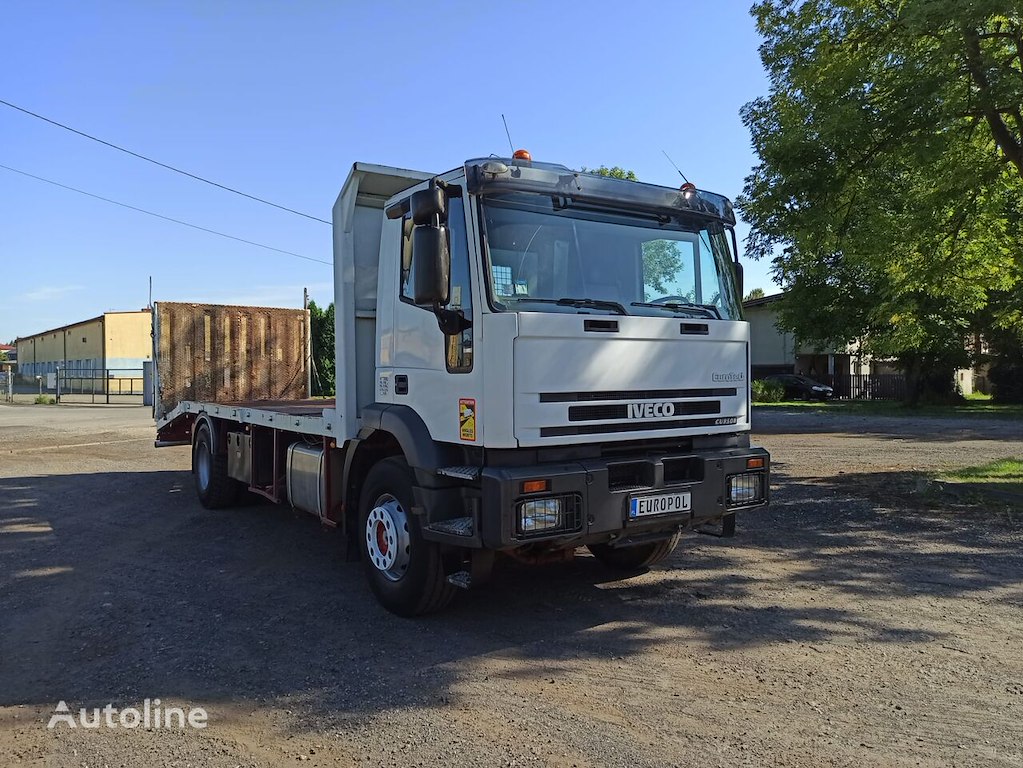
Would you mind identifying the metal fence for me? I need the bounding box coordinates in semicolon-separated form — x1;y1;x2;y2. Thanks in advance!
822;374;907;401
57;368;145;403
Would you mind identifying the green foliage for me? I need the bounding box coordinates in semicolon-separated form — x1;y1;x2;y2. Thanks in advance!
34;395;55;405
752;378;785;402
744;287;766;302
641;239;684;297
585;165;684;297
581;165;638;181
308;300;335;397
738;1;1023;404
0;349;8;362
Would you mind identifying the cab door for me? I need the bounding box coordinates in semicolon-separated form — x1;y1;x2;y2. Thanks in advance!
391;185;484;446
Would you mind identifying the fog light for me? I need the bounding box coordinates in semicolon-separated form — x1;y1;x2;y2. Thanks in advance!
518;498;563;534
727;472;763;507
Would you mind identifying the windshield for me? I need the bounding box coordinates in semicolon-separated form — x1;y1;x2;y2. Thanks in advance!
480;193;741;319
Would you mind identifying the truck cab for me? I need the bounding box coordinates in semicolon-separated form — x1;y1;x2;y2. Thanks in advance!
334;156;768;613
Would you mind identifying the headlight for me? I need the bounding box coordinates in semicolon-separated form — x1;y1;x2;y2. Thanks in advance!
518;498;563;533
727;472;764;508
516;494;583;537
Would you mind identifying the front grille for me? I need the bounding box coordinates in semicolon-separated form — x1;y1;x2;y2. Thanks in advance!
541;416;738;437
568;400;720;422
608;461;655;490
664;457;702;484
540;387;737;403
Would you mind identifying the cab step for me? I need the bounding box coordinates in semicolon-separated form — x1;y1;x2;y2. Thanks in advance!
446;571;473;589
437;465;481;480
425;516;475;537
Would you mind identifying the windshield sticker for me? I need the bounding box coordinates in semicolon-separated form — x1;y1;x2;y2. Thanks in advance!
491;266;513;296
459;399;477;441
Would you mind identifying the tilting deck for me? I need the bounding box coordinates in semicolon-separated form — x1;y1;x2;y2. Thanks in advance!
157;398;337;438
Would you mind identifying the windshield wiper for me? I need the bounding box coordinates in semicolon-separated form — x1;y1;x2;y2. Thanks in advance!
630;301;720;319
515;297;627;315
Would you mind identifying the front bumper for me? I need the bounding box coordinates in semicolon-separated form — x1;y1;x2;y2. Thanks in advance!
479;447;770;549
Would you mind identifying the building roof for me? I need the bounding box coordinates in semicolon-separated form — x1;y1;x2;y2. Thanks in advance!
743;292;785;309
14;309;150;344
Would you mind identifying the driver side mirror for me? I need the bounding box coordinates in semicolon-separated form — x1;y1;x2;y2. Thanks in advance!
412;224;450;306
411;186;447;225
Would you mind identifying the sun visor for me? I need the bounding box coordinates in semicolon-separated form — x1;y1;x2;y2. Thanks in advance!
464;158;735;226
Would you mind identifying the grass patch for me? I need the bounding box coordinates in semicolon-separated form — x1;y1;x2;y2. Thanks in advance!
829;466;1021;524
33;395;56;405
754;399;1023;420
941;458;1023;496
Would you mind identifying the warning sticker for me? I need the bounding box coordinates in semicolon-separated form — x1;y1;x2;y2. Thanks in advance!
459;398;476;441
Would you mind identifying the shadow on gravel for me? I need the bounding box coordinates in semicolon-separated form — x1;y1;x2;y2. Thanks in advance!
1;467;1021;720
763;466;1021;592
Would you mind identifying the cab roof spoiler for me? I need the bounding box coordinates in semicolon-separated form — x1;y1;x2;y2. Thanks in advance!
463;157;736;227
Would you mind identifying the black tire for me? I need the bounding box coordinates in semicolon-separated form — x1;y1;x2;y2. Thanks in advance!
358;456;456;616
193;422;239;509
588;531;682;571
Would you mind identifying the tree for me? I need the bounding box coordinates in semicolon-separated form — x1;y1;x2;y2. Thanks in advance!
582;165;638;181
584;165;685;298
738;1;1023;403
744;287;766;302
307;300;335;397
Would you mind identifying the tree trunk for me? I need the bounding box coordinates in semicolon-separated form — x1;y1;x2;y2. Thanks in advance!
962;25;1023;181
901;353;960;406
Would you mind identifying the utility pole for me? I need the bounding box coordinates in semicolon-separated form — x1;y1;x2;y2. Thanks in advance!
304;287;311;399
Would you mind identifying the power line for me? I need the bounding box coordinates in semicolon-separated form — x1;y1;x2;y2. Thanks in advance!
0;163;332;266
0;98;331;225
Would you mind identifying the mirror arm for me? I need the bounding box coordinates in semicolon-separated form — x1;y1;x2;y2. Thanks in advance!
729;227;744;300
433;304;471;336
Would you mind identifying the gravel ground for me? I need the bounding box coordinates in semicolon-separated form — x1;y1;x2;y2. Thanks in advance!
1;403;1021;767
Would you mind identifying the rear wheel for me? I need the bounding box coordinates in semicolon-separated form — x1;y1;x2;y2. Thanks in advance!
588;531;682;571
193;422;239;509
359;456;455;616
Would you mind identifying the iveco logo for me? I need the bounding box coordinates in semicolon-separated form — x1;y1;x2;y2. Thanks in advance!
712;372;745;382
628;402;676;419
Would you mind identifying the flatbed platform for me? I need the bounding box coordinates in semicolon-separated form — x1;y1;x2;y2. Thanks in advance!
217;398;336;416
157;398;337;440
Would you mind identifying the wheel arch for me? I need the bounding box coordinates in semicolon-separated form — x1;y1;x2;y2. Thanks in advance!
358;404;449;471
192;413;217;469
341;405;463;558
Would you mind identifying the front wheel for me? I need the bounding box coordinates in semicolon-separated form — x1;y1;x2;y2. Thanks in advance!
588;531;682;571
359;456;456;616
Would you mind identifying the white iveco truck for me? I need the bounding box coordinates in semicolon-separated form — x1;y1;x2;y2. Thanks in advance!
156;153;770;615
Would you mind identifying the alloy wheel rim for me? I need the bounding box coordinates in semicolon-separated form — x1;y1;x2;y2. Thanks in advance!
365;494;411;581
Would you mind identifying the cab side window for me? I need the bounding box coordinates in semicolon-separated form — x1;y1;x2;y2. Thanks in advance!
444;195;473;373
399;215;416;300
397;191;473;373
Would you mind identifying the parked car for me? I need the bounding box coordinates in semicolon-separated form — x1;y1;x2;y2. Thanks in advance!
764;374;834;401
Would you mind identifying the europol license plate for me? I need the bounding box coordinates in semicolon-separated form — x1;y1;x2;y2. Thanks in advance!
629;491;692;519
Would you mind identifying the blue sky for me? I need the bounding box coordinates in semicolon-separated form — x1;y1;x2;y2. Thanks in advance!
1;1;774;341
